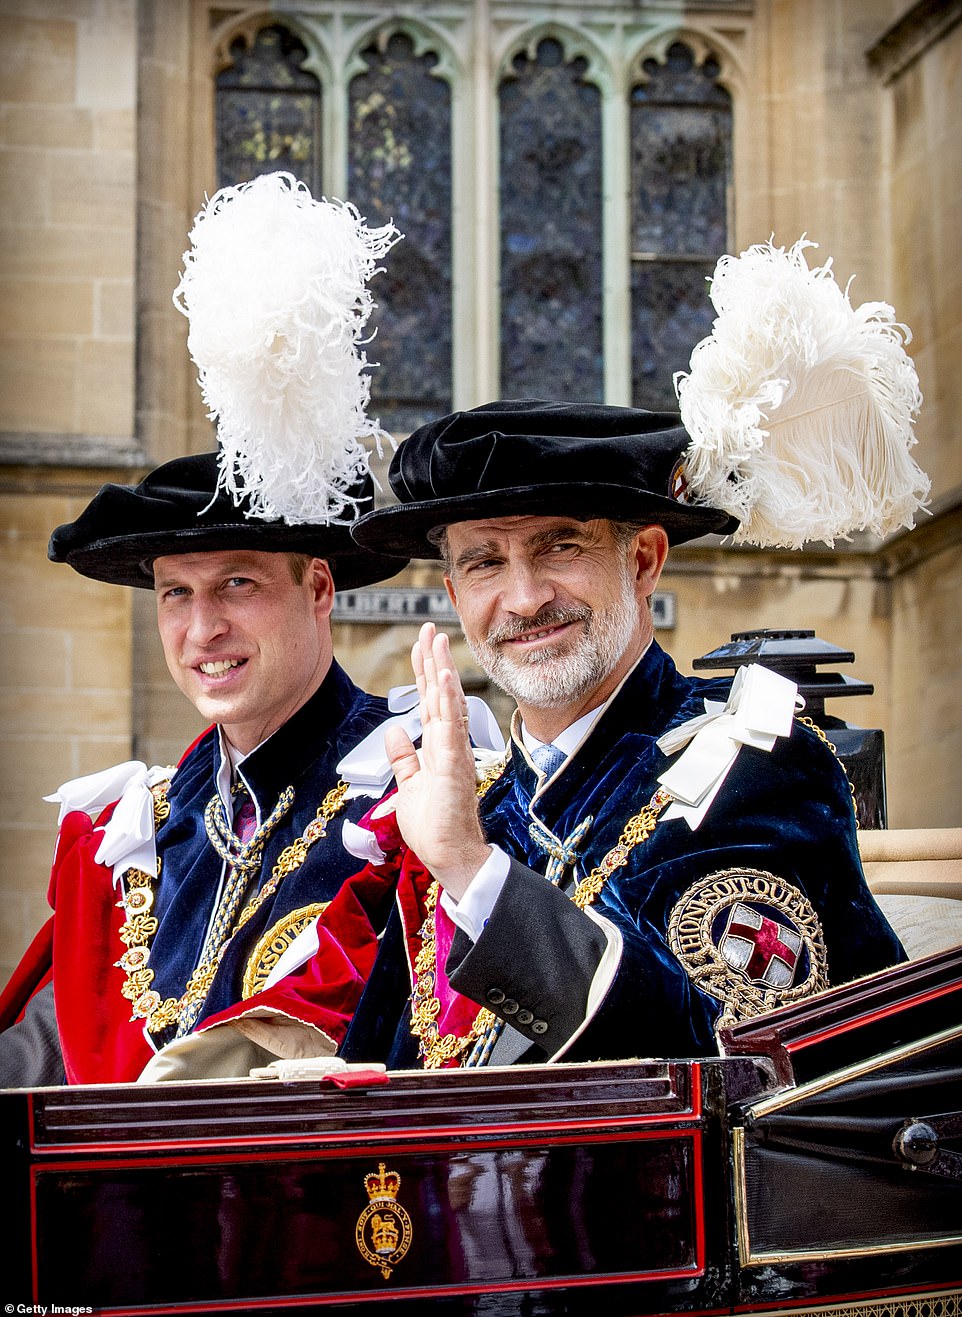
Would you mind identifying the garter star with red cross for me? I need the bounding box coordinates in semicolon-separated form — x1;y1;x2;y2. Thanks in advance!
667;868;828;1029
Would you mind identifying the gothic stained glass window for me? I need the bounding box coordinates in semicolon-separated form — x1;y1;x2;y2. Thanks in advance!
499;39;604;402
216;25;321;192
348;32;453;436
630;42;732;410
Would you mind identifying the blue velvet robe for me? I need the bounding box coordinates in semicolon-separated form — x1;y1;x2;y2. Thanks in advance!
0;661;393;1086
146;661;390;1040
340;642;905;1068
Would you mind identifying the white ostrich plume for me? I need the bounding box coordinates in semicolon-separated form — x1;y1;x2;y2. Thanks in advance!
173;171;402;524
674;237;930;548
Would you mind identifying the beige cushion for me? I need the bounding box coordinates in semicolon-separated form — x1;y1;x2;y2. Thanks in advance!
856;829;962;959
875;894;962;960
859;827;962;900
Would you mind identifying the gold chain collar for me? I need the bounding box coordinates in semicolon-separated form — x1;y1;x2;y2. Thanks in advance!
409;781;674;1069
117;780;348;1036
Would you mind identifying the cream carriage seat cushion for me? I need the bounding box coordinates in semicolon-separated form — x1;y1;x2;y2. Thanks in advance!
859;827;962;960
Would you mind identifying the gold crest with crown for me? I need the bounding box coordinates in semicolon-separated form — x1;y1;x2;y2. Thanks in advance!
355;1162;413;1279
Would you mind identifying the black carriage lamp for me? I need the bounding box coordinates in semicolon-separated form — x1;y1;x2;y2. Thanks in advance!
692;629;887;829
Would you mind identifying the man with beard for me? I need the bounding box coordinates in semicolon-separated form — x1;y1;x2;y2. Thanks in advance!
335;400;904;1069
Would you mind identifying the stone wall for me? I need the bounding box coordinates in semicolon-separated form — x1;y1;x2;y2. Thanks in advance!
873;5;962;828
0;2;137;449
0;475;133;981
0;1;140;982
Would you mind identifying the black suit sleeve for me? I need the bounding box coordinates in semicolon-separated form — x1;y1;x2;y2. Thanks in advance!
0;982;66;1088
444;858;612;1057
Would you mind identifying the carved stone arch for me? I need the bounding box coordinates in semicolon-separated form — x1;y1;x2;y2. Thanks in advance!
209;8;332;89
497;23;613;95
628;26;746;101
343;17;462;88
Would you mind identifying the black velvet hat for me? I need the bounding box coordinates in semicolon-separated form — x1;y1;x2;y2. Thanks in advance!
351;400;739;558
49;451;408;590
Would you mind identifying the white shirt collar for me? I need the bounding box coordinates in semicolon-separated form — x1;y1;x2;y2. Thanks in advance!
518;638;653;759
215;726;256;812
520;706;603;758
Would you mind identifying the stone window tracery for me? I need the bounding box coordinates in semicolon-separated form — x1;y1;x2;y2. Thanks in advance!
498;37;604;402
216;24;322;195
348;31;453;434
630;41;733;409
213;10;735;426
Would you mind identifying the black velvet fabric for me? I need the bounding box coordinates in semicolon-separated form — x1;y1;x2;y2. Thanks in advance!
49;451;408;590
341;643;905;1068
351;399;739;558
466;643;904;1062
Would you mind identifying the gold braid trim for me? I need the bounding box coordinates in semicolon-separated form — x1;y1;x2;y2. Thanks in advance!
410;782;674;1069
117;781;348;1035
571;786;674;909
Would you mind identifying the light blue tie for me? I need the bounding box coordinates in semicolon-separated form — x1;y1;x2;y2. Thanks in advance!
532;742;566;780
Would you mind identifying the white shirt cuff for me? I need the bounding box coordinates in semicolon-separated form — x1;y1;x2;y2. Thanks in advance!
439;845;511;942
